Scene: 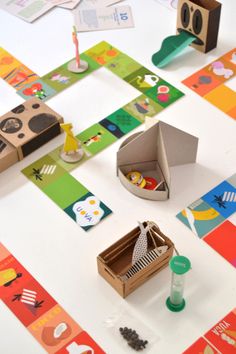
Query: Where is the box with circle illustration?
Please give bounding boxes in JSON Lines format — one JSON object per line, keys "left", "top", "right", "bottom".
{"left": 0, "top": 98, "right": 63, "bottom": 173}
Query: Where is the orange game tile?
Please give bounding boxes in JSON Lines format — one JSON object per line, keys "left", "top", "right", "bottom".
{"left": 28, "top": 304, "right": 83, "bottom": 353}
{"left": 182, "top": 68, "right": 222, "bottom": 96}
{"left": 220, "top": 48, "right": 236, "bottom": 67}
{"left": 204, "top": 84, "right": 236, "bottom": 112}
{"left": 204, "top": 58, "right": 236, "bottom": 83}
{"left": 227, "top": 105, "right": 236, "bottom": 120}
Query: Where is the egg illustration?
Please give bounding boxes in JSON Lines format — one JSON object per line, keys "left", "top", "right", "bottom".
{"left": 72, "top": 196, "right": 104, "bottom": 227}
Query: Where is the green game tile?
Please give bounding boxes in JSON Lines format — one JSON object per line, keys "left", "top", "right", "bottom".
{"left": 76, "top": 123, "right": 117, "bottom": 156}
{"left": 123, "top": 66, "right": 160, "bottom": 93}
{"left": 122, "top": 94, "right": 163, "bottom": 123}
{"left": 22, "top": 155, "right": 67, "bottom": 189}
{"left": 99, "top": 108, "right": 142, "bottom": 137}
{"left": 49, "top": 144, "right": 91, "bottom": 172}
{"left": 64, "top": 191, "right": 112, "bottom": 231}
{"left": 84, "top": 41, "right": 120, "bottom": 66}
{"left": 42, "top": 173, "right": 88, "bottom": 210}
{"left": 145, "top": 79, "right": 184, "bottom": 108}
{"left": 105, "top": 52, "right": 142, "bottom": 79}
{"left": 41, "top": 53, "right": 100, "bottom": 93}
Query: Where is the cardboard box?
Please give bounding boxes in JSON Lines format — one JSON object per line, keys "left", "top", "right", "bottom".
{"left": 0, "top": 136, "right": 18, "bottom": 173}
{"left": 97, "top": 222, "right": 174, "bottom": 298}
{"left": 117, "top": 121, "right": 198, "bottom": 201}
{"left": 177, "top": 0, "right": 221, "bottom": 53}
{"left": 0, "top": 98, "right": 64, "bottom": 172}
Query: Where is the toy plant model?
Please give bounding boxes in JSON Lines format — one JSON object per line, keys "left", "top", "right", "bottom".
{"left": 60, "top": 123, "right": 84, "bottom": 163}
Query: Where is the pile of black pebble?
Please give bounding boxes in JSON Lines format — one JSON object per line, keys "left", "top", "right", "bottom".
{"left": 119, "top": 327, "right": 148, "bottom": 351}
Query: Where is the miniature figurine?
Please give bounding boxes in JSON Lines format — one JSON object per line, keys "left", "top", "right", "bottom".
{"left": 60, "top": 123, "right": 84, "bottom": 163}
{"left": 67, "top": 26, "right": 88, "bottom": 73}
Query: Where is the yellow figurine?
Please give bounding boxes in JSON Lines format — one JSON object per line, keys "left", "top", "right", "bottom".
{"left": 60, "top": 123, "right": 84, "bottom": 163}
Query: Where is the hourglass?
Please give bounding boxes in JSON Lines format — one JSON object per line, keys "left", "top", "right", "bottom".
{"left": 166, "top": 255, "right": 191, "bottom": 312}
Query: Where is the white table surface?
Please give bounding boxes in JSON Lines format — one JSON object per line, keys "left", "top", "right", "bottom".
{"left": 0, "top": 1, "right": 236, "bottom": 353}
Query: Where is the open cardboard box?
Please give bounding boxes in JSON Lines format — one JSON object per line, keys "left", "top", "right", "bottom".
{"left": 97, "top": 222, "right": 174, "bottom": 298}
{"left": 117, "top": 121, "right": 198, "bottom": 201}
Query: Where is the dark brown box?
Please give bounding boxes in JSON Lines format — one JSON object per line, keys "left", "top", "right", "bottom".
{"left": 97, "top": 222, "right": 174, "bottom": 298}
{"left": 177, "top": 0, "right": 221, "bottom": 53}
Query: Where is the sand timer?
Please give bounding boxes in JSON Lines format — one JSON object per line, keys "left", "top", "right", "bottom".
{"left": 166, "top": 255, "right": 191, "bottom": 312}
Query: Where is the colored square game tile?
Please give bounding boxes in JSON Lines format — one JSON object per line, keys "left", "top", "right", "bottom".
{"left": 99, "top": 108, "right": 142, "bottom": 138}
{"left": 2, "top": 277, "right": 57, "bottom": 327}
{"left": 124, "top": 67, "right": 160, "bottom": 93}
{"left": 64, "top": 192, "right": 112, "bottom": 231}
{"left": 43, "top": 173, "right": 89, "bottom": 210}
{"left": 56, "top": 331, "right": 105, "bottom": 354}
{"left": 17, "top": 79, "right": 57, "bottom": 102}
{"left": 182, "top": 68, "right": 222, "bottom": 97}
{"left": 176, "top": 198, "right": 225, "bottom": 238}
{"left": 227, "top": 174, "right": 236, "bottom": 188}
{"left": 84, "top": 41, "right": 120, "bottom": 65}
{"left": 41, "top": 53, "right": 100, "bottom": 93}
{"left": 204, "top": 58, "right": 235, "bottom": 84}
{"left": 201, "top": 180, "right": 236, "bottom": 219}
{"left": 76, "top": 123, "right": 117, "bottom": 156}
{"left": 221, "top": 48, "right": 236, "bottom": 67}
{"left": 49, "top": 144, "right": 91, "bottom": 172}
{"left": 145, "top": 79, "right": 184, "bottom": 108}
{"left": 0, "top": 48, "right": 21, "bottom": 78}
{"left": 204, "top": 85, "right": 236, "bottom": 114}
{"left": 204, "top": 309, "right": 236, "bottom": 354}
{"left": 204, "top": 221, "right": 236, "bottom": 268}
{"left": 0, "top": 255, "right": 33, "bottom": 300}
{"left": 105, "top": 52, "right": 142, "bottom": 79}
{"left": 123, "top": 94, "right": 163, "bottom": 123}
{"left": 2, "top": 64, "right": 39, "bottom": 91}
{"left": 28, "top": 304, "right": 83, "bottom": 353}
{"left": 227, "top": 105, "right": 236, "bottom": 120}
{"left": 183, "top": 337, "right": 218, "bottom": 354}
{"left": 22, "top": 155, "right": 67, "bottom": 189}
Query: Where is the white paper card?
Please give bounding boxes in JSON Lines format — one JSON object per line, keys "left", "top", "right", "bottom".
{"left": 0, "top": 0, "right": 54, "bottom": 22}
{"left": 74, "top": 5, "right": 134, "bottom": 32}
{"left": 59, "top": 0, "right": 82, "bottom": 9}
{"left": 78, "top": 0, "right": 124, "bottom": 9}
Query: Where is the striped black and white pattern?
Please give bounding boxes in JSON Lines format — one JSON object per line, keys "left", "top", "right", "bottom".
{"left": 122, "top": 248, "right": 162, "bottom": 281}
{"left": 222, "top": 191, "right": 236, "bottom": 202}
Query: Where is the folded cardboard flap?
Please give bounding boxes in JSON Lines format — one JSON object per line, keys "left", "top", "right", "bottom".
{"left": 117, "top": 121, "right": 198, "bottom": 200}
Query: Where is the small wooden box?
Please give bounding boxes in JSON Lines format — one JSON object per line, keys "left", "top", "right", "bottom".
{"left": 97, "top": 222, "right": 174, "bottom": 298}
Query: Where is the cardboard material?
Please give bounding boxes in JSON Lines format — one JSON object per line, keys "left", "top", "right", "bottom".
{"left": 176, "top": 0, "right": 221, "bottom": 53}
{"left": 0, "top": 98, "right": 63, "bottom": 172}
{"left": 97, "top": 222, "right": 174, "bottom": 297}
{"left": 117, "top": 121, "right": 198, "bottom": 200}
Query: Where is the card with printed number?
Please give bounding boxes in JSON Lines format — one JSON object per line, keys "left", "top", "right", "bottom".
{"left": 74, "top": 5, "right": 134, "bottom": 32}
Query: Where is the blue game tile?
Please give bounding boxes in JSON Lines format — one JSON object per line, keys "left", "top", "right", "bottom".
{"left": 201, "top": 181, "right": 236, "bottom": 219}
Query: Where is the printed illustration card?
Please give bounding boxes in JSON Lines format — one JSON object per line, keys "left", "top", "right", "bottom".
{"left": 78, "top": 0, "right": 124, "bottom": 8}
{"left": 0, "top": 0, "right": 54, "bottom": 22}
{"left": 74, "top": 5, "right": 134, "bottom": 32}
{"left": 59, "top": 0, "right": 82, "bottom": 9}
{"left": 204, "top": 309, "right": 236, "bottom": 354}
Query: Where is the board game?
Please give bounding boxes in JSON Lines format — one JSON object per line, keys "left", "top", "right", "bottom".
{"left": 0, "top": 41, "right": 184, "bottom": 231}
